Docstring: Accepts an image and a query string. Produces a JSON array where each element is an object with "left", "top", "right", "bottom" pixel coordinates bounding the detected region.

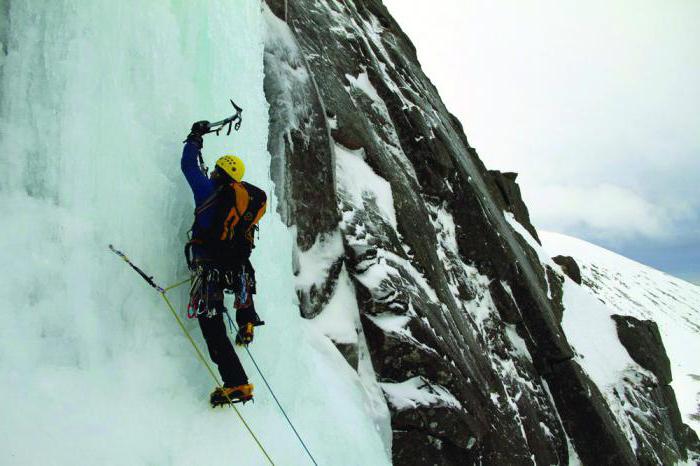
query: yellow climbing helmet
[{"left": 215, "top": 154, "right": 245, "bottom": 182}]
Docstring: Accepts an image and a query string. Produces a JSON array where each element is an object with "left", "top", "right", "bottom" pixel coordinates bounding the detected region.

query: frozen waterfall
[{"left": 0, "top": 1, "right": 390, "bottom": 464}]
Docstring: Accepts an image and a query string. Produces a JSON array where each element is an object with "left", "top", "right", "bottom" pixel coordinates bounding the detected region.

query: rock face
[
  {"left": 611, "top": 315, "right": 700, "bottom": 463},
  {"left": 612, "top": 315, "right": 672, "bottom": 385},
  {"left": 552, "top": 255, "right": 582, "bottom": 285},
  {"left": 488, "top": 170, "right": 540, "bottom": 243},
  {"left": 262, "top": 0, "right": 697, "bottom": 464}
]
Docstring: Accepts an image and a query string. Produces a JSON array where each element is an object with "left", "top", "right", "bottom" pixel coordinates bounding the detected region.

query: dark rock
[
  {"left": 393, "top": 405, "right": 477, "bottom": 451},
  {"left": 611, "top": 315, "right": 672, "bottom": 385},
  {"left": 661, "top": 385, "right": 700, "bottom": 456},
  {"left": 545, "top": 359, "right": 637, "bottom": 466},
  {"left": 602, "top": 374, "right": 684, "bottom": 464},
  {"left": 506, "top": 278, "right": 572, "bottom": 366},
  {"left": 263, "top": 13, "right": 340, "bottom": 250},
  {"left": 488, "top": 170, "right": 540, "bottom": 244},
  {"left": 333, "top": 341, "right": 358, "bottom": 370},
  {"left": 605, "top": 316, "right": 698, "bottom": 463},
  {"left": 546, "top": 265, "right": 566, "bottom": 323},
  {"left": 262, "top": 0, "right": 695, "bottom": 463},
  {"left": 296, "top": 256, "right": 343, "bottom": 318},
  {"left": 488, "top": 280, "right": 521, "bottom": 324},
  {"left": 553, "top": 255, "right": 582, "bottom": 285},
  {"left": 393, "top": 430, "right": 474, "bottom": 466},
  {"left": 264, "top": 0, "right": 285, "bottom": 20}
]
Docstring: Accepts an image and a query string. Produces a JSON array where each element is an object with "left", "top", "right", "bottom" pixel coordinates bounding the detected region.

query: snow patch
[
  {"left": 381, "top": 377, "right": 462, "bottom": 411},
  {"left": 541, "top": 230, "right": 700, "bottom": 435},
  {"left": 504, "top": 324, "right": 532, "bottom": 363},
  {"left": 310, "top": 265, "right": 360, "bottom": 345},
  {"left": 310, "top": 263, "right": 393, "bottom": 456},
  {"left": 366, "top": 312, "right": 412, "bottom": 336},
  {"left": 293, "top": 229, "right": 344, "bottom": 291},
  {"left": 354, "top": 249, "right": 439, "bottom": 303},
  {"left": 335, "top": 142, "right": 398, "bottom": 229},
  {"left": 346, "top": 71, "right": 381, "bottom": 102},
  {"left": 561, "top": 277, "right": 647, "bottom": 389}
]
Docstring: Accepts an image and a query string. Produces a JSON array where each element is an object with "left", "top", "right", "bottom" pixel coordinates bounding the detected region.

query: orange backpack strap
[
  {"left": 216, "top": 181, "right": 266, "bottom": 243},
  {"left": 219, "top": 182, "right": 250, "bottom": 241},
  {"left": 244, "top": 182, "right": 267, "bottom": 228},
  {"left": 240, "top": 182, "right": 267, "bottom": 245}
]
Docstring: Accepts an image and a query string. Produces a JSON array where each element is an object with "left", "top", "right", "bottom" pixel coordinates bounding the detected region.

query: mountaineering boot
[
  {"left": 210, "top": 383, "right": 254, "bottom": 407},
  {"left": 235, "top": 322, "right": 254, "bottom": 346}
]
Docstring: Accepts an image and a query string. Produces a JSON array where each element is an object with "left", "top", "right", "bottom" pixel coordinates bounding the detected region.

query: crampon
[{"left": 210, "top": 384, "right": 254, "bottom": 407}]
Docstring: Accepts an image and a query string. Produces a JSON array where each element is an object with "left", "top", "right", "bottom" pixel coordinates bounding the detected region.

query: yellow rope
[
  {"left": 162, "top": 277, "right": 192, "bottom": 292},
  {"left": 108, "top": 246, "right": 275, "bottom": 464},
  {"left": 160, "top": 292, "right": 275, "bottom": 465}
]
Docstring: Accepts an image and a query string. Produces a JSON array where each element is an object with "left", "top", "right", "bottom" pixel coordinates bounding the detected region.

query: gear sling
[{"left": 186, "top": 179, "right": 267, "bottom": 388}]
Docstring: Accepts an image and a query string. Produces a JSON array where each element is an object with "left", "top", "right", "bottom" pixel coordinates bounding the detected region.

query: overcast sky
[{"left": 383, "top": 0, "right": 700, "bottom": 284}]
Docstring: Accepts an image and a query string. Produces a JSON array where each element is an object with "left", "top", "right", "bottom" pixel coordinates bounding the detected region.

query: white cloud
[
  {"left": 526, "top": 183, "right": 693, "bottom": 241},
  {"left": 384, "top": 0, "right": 700, "bottom": 270}
]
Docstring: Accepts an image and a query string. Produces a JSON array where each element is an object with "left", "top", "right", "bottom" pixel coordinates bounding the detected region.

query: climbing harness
[
  {"left": 184, "top": 263, "right": 263, "bottom": 323},
  {"left": 109, "top": 244, "right": 318, "bottom": 465}
]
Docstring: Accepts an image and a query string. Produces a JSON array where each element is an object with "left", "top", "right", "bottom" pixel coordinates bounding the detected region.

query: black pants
[
  {"left": 198, "top": 312, "right": 247, "bottom": 387},
  {"left": 195, "top": 267, "right": 257, "bottom": 388}
]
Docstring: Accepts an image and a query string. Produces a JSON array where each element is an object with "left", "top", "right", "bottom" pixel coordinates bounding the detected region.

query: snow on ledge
[
  {"left": 346, "top": 71, "right": 381, "bottom": 102},
  {"left": 293, "top": 229, "right": 344, "bottom": 291},
  {"left": 503, "top": 211, "right": 552, "bottom": 267},
  {"left": 335, "top": 142, "right": 398, "bottom": 229},
  {"left": 366, "top": 312, "right": 412, "bottom": 337},
  {"left": 381, "top": 377, "right": 462, "bottom": 412},
  {"left": 310, "top": 265, "right": 360, "bottom": 345}
]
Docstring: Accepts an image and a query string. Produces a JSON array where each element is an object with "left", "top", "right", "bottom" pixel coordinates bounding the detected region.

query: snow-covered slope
[{"left": 541, "top": 231, "right": 700, "bottom": 435}]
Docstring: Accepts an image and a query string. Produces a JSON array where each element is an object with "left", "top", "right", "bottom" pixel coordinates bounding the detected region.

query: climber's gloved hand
[
  {"left": 184, "top": 120, "right": 210, "bottom": 147},
  {"left": 235, "top": 322, "right": 254, "bottom": 346}
]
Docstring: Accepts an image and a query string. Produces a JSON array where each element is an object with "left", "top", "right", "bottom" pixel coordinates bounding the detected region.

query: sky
[{"left": 383, "top": 0, "right": 700, "bottom": 284}]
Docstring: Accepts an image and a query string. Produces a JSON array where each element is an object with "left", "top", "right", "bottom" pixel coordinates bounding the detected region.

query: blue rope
[
  {"left": 224, "top": 309, "right": 235, "bottom": 333},
  {"left": 231, "top": 320, "right": 318, "bottom": 466}
]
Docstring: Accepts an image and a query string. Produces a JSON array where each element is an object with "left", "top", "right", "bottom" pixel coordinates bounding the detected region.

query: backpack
[{"left": 189, "top": 181, "right": 267, "bottom": 267}]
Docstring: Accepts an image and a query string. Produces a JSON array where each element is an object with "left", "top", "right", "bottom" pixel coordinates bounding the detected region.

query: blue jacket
[{"left": 181, "top": 141, "right": 216, "bottom": 234}]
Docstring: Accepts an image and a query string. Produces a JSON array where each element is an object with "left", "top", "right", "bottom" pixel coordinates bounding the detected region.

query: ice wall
[{"left": 0, "top": 1, "right": 389, "bottom": 464}]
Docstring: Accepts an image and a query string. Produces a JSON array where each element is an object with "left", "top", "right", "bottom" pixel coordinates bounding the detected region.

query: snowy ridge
[
  {"left": 543, "top": 232, "right": 700, "bottom": 333},
  {"left": 541, "top": 231, "right": 700, "bottom": 437}
]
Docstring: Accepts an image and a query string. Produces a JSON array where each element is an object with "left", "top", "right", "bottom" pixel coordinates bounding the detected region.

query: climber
[{"left": 181, "top": 120, "right": 267, "bottom": 407}]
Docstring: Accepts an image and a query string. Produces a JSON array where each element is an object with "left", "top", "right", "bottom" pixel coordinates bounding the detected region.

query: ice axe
[
  {"left": 189, "top": 99, "right": 243, "bottom": 175},
  {"left": 205, "top": 99, "right": 243, "bottom": 136}
]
